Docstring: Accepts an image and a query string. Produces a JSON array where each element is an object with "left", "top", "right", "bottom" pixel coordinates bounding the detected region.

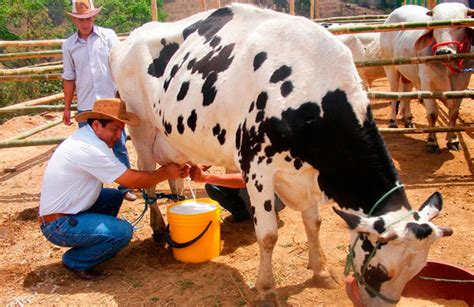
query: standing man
[
  {"left": 39, "top": 98, "right": 190, "bottom": 281},
  {"left": 61, "top": 0, "right": 136, "bottom": 200}
]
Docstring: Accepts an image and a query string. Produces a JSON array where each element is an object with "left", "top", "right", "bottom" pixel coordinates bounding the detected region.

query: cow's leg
[
  {"left": 400, "top": 82, "right": 414, "bottom": 128},
  {"left": 444, "top": 98, "right": 462, "bottom": 151},
  {"left": 128, "top": 123, "right": 167, "bottom": 242},
  {"left": 422, "top": 97, "right": 440, "bottom": 153},
  {"left": 384, "top": 67, "right": 401, "bottom": 128},
  {"left": 168, "top": 178, "right": 184, "bottom": 195}
]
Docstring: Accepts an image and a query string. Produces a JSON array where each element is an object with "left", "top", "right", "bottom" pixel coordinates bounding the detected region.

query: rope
[
  {"left": 416, "top": 276, "right": 474, "bottom": 283},
  {"left": 122, "top": 189, "right": 185, "bottom": 230}
]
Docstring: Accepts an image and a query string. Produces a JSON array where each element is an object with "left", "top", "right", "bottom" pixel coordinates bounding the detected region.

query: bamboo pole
[
  {"left": 0, "top": 36, "right": 127, "bottom": 48},
  {"left": 0, "top": 50, "right": 62, "bottom": 61},
  {"left": 328, "top": 19, "right": 474, "bottom": 35},
  {"left": 5, "top": 118, "right": 63, "bottom": 142},
  {"left": 355, "top": 52, "right": 474, "bottom": 68},
  {"left": 0, "top": 137, "right": 66, "bottom": 149},
  {"left": 151, "top": 0, "right": 158, "bottom": 21},
  {"left": 201, "top": 0, "right": 207, "bottom": 11},
  {"left": 379, "top": 127, "right": 474, "bottom": 134},
  {"left": 0, "top": 64, "right": 63, "bottom": 76},
  {"left": 313, "top": 14, "right": 388, "bottom": 22},
  {"left": 289, "top": 0, "right": 295, "bottom": 15},
  {"left": 0, "top": 104, "right": 77, "bottom": 115},
  {"left": 310, "top": 0, "right": 314, "bottom": 19},
  {"left": 367, "top": 90, "right": 474, "bottom": 100},
  {"left": 23, "top": 60, "right": 63, "bottom": 68},
  {"left": 214, "top": 0, "right": 221, "bottom": 8},
  {"left": 427, "top": 0, "right": 436, "bottom": 9},
  {"left": 0, "top": 73, "right": 62, "bottom": 82},
  {"left": 0, "top": 93, "right": 65, "bottom": 111}
]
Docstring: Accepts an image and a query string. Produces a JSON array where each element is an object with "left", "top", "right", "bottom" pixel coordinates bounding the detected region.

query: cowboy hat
[
  {"left": 66, "top": 0, "right": 102, "bottom": 19},
  {"left": 75, "top": 98, "right": 141, "bottom": 127}
]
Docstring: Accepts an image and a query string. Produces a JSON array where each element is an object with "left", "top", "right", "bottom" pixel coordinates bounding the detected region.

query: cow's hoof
[
  {"left": 313, "top": 271, "right": 339, "bottom": 289},
  {"left": 447, "top": 142, "right": 461, "bottom": 151},
  {"left": 388, "top": 120, "right": 398, "bottom": 128},
  {"left": 426, "top": 144, "right": 441, "bottom": 154},
  {"left": 255, "top": 289, "right": 278, "bottom": 307},
  {"left": 404, "top": 122, "right": 414, "bottom": 128}
]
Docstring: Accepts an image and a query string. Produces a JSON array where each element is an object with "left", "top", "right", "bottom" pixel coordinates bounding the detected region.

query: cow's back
[{"left": 111, "top": 4, "right": 366, "bottom": 169}]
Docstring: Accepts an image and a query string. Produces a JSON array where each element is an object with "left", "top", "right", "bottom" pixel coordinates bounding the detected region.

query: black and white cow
[{"left": 110, "top": 4, "right": 452, "bottom": 305}]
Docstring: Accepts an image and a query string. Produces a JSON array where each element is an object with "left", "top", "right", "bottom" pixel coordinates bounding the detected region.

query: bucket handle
[{"left": 165, "top": 221, "right": 212, "bottom": 249}]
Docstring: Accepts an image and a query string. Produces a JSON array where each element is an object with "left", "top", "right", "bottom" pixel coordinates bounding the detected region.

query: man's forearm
[{"left": 63, "top": 80, "right": 75, "bottom": 108}]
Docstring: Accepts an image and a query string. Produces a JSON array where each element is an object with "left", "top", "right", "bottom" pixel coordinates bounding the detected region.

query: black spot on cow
[
  {"left": 241, "top": 89, "right": 408, "bottom": 215},
  {"left": 251, "top": 174, "right": 256, "bottom": 180},
  {"left": 217, "top": 129, "right": 226, "bottom": 145},
  {"left": 182, "top": 20, "right": 202, "bottom": 40},
  {"left": 270, "top": 65, "right": 292, "bottom": 83},
  {"left": 177, "top": 116, "right": 185, "bottom": 134},
  {"left": 177, "top": 81, "right": 190, "bottom": 101},
  {"left": 256, "top": 92, "right": 268, "bottom": 110},
  {"left": 281, "top": 81, "right": 293, "bottom": 97},
  {"left": 264, "top": 200, "right": 272, "bottom": 212},
  {"left": 253, "top": 52, "right": 267, "bottom": 71},
  {"left": 235, "top": 124, "right": 242, "bottom": 150},
  {"left": 258, "top": 156, "right": 265, "bottom": 164},
  {"left": 148, "top": 40, "right": 180, "bottom": 79},
  {"left": 210, "top": 36, "right": 221, "bottom": 48},
  {"left": 153, "top": 103, "right": 156, "bottom": 109},
  {"left": 187, "top": 58, "right": 197, "bottom": 70},
  {"left": 187, "top": 110, "right": 197, "bottom": 132},
  {"left": 363, "top": 264, "right": 391, "bottom": 298},
  {"left": 254, "top": 217, "right": 257, "bottom": 225},
  {"left": 373, "top": 218, "right": 386, "bottom": 234},
  {"left": 251, "top": 205, "right": 256, "bottom": 217},
  {"left": 293, "top": 158, "right": 302, "bottom": 170},
  {"left": 163, "top": 64, "right": 180, "bottom": 92},
  {"left": 406, "top": 223, "right": 433, "bottom": 240},
  {"left": 158, "top": 110, "right": 162, "bottom": 116},
  {"left": 256, "top": 111, "right": 265, "bottom": 123},
  {"left": 202, "top": 72, "right": 218, "bottom": 106},
  {"left": 266, "top": 158, "right": 273, "bottom": 164},
  {"left": 413, "top": 212, "right": 420, "bottom": 221},
  {"left": 248, "top": 101, "right": 255, "bottom": 113},
  {"left": 190, "top": 44, "right": 235, "bottom": 80},
  {"left": 255, "top": 181, "right": 263, "bottom": 192},
  {"left": 163, "top": 120, "right": 172, "bottom": 135},
  {"left": 212, "top": 123, "right": 221, "bottom": 136},
  {"left": 284, "top": 155, "right": 292, "bottom": 162},
  {"left": 197, "top": 7, "right": 234, "bottom": 43},
  {"left": 182, "top": 52, "right": 190, "bottom": 64}
]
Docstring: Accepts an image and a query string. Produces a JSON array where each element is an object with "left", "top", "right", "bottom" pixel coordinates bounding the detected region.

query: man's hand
[
  {"left": 159, "top": 163, "right": 190, "bottom": 180},
  {"left": 190, "top": 165, "right": 208, "bottom": 182},
  {"left": 63, "top": 109, "right": 72, "bottom": 126}
]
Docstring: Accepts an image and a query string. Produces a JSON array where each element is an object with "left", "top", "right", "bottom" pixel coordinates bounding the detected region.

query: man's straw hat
[
  {"left": 75, "top": 98, "right": 140, "bottom": 127},
  {"left": 66, "top": 0, "right": 102, "bottom": 19}
]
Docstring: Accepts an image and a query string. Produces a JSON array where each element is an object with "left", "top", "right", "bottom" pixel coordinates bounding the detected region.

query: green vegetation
[{"left": 0, "top": 0, "right": 166, "bottom": 112}]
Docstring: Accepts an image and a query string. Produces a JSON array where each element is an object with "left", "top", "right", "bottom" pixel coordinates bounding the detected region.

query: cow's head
[
  {"left": 415, "top": 3, "right": 474, "bottom": 55},
  {"left": 334, "top": 192, "right": 453, "bottom": 306}
]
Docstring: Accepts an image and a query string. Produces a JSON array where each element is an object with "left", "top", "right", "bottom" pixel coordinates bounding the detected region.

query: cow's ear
[
  {"left": 415, "top": 31, "right": 433, "bottom": 51},
  {"left": 426, "top": 10, "right": 433, "bottom": 17},
  {"left": 333, "top": 207, "right": 376, "bottom": 233},
  {"left": 417, "top": 192, "right": 442, "bottom": 221}
]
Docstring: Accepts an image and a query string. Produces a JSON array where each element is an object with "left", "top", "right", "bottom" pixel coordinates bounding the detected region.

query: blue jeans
[
  {"left": 205, "top": 185, "right": 285, "bottom": 221},
  {"left": 40, "top": 188, "right": 133, "bottom": 270}
]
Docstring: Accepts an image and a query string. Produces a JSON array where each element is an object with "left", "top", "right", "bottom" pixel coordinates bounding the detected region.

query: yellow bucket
[{"left": 166, "top": 198, "right": 221, "bottom": 263}]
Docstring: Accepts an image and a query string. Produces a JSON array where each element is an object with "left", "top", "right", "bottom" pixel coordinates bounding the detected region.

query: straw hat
[
  {"left": 66, "top": 0, "right": 102, "bottom": 19},
  {"left": 75, "top": 98, "right": 141, "bottom": 127}
]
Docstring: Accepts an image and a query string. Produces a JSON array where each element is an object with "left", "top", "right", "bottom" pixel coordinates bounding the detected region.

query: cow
[
  {"left": 321, "top": 23, "right": 386, "bottom": 89},
  {"left": 380, "top": 3, "right": 474, "bottom": 153},
  {"left": 110, "top": 4, "right": 452, "bottom": 305}
]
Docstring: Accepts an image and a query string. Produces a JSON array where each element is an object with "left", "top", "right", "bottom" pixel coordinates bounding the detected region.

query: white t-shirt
[{"left": 39, "top": 125, "right": 127, "bottom": 216}]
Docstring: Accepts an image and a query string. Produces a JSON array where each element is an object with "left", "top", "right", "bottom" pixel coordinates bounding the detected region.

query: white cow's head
[
  {"left": 415, "top": 3, "right": 474, "bottom": 55},
  {"left": 334, "top": 192, "right": 453, "bottom": 306}
]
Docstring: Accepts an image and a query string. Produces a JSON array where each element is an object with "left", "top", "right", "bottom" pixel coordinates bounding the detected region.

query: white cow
[
  {"left": 380, "top": 3, "right": 473, "bottom": 152},
  {"left": 110, "top": 4, "right": 452, "bottom": 305}
]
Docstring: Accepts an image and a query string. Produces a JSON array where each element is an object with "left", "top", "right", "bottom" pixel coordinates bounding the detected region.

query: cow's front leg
[
  {"left": 423, "top": 98, "right": 440, "bottom": 153},
  {"left": 444, "top": 98, "right": 462, "bottom": 151}
]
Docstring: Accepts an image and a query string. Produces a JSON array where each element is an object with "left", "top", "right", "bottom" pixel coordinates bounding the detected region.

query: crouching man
[{"left": 38, "top": 98, "right": 189, "bottom": 280}]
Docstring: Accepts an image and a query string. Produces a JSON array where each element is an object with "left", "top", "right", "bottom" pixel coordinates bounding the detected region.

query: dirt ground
[{"left": 0, "top": 78, "right": 473, "bottom": 306}]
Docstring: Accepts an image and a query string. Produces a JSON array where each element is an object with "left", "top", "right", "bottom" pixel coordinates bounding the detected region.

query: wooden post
[
  {"left": 310, "top": 0, "right": 314, "bottom": 19},
  {"left": 289, "top": 0, "right": 295, "bottom": 15},
  {"left": 427, "top": 0, "right": 436, "bottom": 9},
  {"left": 315, "top": 0, "right": 320, "bottom": 19},
  {"left": 151, "top": 0, "right": 157, "bottom": 21},
  {"left": 214, "top": 0, "right": 221, "bottom": 8},
  {"left": 201, "top": 0, "right": 207, "bottom": 11}
]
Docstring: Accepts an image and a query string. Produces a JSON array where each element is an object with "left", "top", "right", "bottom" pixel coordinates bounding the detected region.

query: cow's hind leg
[
  {"left": 423, "top": 98, "right": 441, "bottom": 153},
  {"left": 384, "top": 67, "right": 401, "bottom": 128},
  {"left": 444, "top": 98, "right": 462, "bottom": 151}
]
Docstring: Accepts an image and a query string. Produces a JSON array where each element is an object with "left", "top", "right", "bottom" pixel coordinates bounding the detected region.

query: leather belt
[{"left": 37, "top": 213, "right": 69, "bottom": 225}]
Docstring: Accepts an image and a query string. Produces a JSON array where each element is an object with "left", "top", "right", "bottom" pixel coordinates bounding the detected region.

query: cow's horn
[{"left": 377, "top": 230, "right": 398, "bottom": 244}]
